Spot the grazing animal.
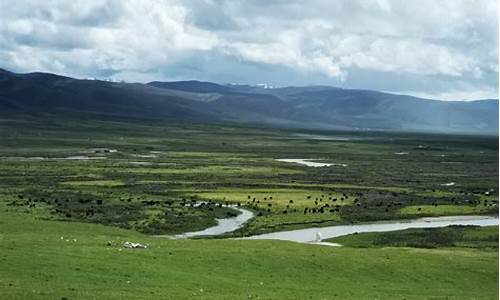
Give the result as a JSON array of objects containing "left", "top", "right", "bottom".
[{"left": 315, "top": 231, "right": 323, "bottom": 242}]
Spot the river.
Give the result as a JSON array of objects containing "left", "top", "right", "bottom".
[
  {"left": 174, "top": 207, "right": 254, "bottom": 238},
  {"left": 244, "top": 215, "right": 498, "bottom": 243}
]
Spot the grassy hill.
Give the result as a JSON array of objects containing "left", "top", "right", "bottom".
[{"left": 0, "top": 202, "right": 498, "bottom": 299}]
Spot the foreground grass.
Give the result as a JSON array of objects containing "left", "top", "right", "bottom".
[{"left": 0, "top": 208, "right": 498, "bottom": 299}]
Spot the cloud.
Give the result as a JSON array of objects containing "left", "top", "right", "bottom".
[
  {"left": 0, "top": 0, "right": 497, "bottom": 100},
  {"left": 396, "top": 87, "right": 499, "bottom": 101},
  {"left": 0, "top": 0, "right": 218, "bottom": 76}
]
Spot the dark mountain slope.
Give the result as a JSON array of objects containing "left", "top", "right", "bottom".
[
  {"left": 280, "top": 88, "right": 498, "bottom": 132},
  {"left": 1, "top": 68, "right": 497, "bottom": 134},
  {"left": 0, "top": 69, "right": 218, "bottom": 121},
  {"left": 150, "top": 80, "right": 498, "bottom": 134},
  {"left": 148, "top": 80, "right": 233, "bottom": 93}
]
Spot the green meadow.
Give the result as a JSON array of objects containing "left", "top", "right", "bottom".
[
  {"left": 0, "top": 118, "right": 498, "bottom": 299},
  {"left": 1, "top": 203, "right": 498, "bottom": 300}
]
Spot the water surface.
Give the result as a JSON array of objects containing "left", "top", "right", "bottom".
[
  {"left": 245, "top": 215, "right": 498, "bottom": 243},
  {"left": 174, "top": 207, "right": 254, "bottom": 238},
  {"left": 276, "top": 158, "right": 347, "bottom": 167}
]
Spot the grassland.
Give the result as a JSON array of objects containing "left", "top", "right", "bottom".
[
  {"left": 0, "top": 118, "right": 498, "bottom": 298},
  {"left": 326, "top": 225, "right": 499, "bottom": 250},
  {"left": 0, "top": 118, "right": 497, "bottom": 235},
  {"left": 0, "top": 203, "right": 498, "bottom": 299},
  {"left": 399, "top": 204, "right": 495, "bottom": 217}
]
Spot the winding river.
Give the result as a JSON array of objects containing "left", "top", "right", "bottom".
[
  {"left": 169, "top": 211, "right": 498, "bottom": 244},
  {"left": 244, "top": 215, "right": 499, "bottom": 243},
  {"left": 174, "top": 207, "right": 254, "bottom": 238}
]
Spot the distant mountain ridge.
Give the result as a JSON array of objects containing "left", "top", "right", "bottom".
[
  {"left": 0, "top": 68, "right": 497, "bottom": 135},
  {"left": 148, "top": 80, "right": 234, "bottom": 94}
]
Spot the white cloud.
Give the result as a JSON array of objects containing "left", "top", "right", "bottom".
[
  {"left": 392, "top": 88, "right": 499, "bottom": 101},
  {"left": 0, "top": 0, "right": 218, "bottom": 76},
  {"left": 0, "top": 0, "right": 497, "bottom": 99}
]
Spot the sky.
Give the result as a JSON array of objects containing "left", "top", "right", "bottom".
[{"left": 0, "top": 0, "right": 498, "bottom": 100}]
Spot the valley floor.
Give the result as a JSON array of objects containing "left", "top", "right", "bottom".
[{"left": 0, "top": 118, "right": 498, "bottom": 299}]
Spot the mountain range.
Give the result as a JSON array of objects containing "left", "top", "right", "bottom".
[{"left": 0, "top": 68, "right": 497, "bottom": 135}]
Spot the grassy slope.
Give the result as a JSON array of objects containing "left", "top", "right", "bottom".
[{"left": 0, "top": 208, "right": 498, "bottom": 300}]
